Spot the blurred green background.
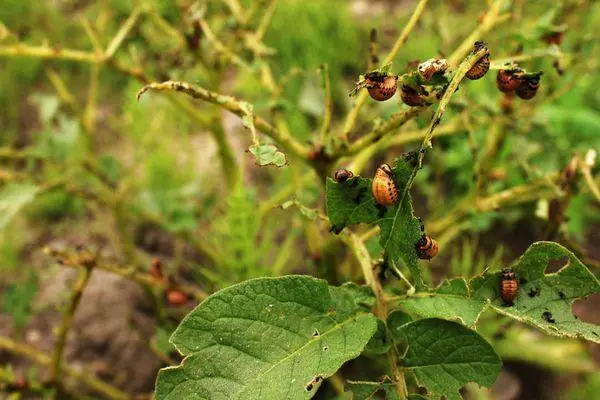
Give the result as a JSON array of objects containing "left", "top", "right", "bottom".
[{"left": 0, "top": 0, "right": 599, "bottom": 399}]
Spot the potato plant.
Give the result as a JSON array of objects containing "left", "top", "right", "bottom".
[{"left": 1, "top": 0, "right": 599, "bottom": 399}]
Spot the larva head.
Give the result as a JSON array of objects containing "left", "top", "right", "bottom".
[{"left": 334, "top": 168, "right": 354, "bottom": 183}]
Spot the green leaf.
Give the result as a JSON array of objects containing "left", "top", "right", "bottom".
[
  {"left": 387, "top": 310, "right": 413, "bottom": 341},
  {"left": 155, "top": 275, "right": 378, "bottom": 400},
  {"left": 325, "top": 153, "right": 426, "bottom": 290},
  {"left": 471, "top": 241, "right": 600, "bottom": 343},
  {"left": 398, "top": 278, "right": 488, "bottom": 328},
  {"left": 364, "top": 319, "right": 391, "bottom": 356},
  {"left": 248, "top": 143, "right": 288, "bottom": 167},
  {"left": 396, "top": 319, "right": 501, "bottom": 400},
  {"left": 345, "top": 377, "right": 399, "bottom": 400},
  {"left": 0, "top": 183, "right": 40, "bottom": 229}
]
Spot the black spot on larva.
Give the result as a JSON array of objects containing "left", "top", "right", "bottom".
[
  {"left": 528, "top": 287, "right": 540, "bottom": 297},
  {"left": 558, "top": 291, "right": 566, "bottom": 299},
  {"left": 492, "top": 331, "right": 506, "bottom": 341},
  {"left": 376, "top": 204, "right": 387, "bottom": 218},
  {"left": 542, "top": 311, "right": 555, "bottom": 323},
  {"left": 519, "top": 277, "right": 528, "bottom": 285},
  {"left": 305, "top": 383, "right": 314, "bottom": 391},
  {"left": 593, "top": 332, "right": 599, "bottom": 337}
]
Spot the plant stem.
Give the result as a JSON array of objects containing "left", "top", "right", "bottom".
[
  {"left": 340, "top": 106, "right": 424, "bottom": 157},
  {"left": 136, "top": 80, "right": 312, "bottom": 159},
  {"left": 447, "top": 0, "right": 510, "bottom": 67},
  {"left": 49, "top": 262, "right": 94, "bottom": 384},
  {"left": 340, "top": 0, "right": 429, "bottom": 141},
  {"left": 344, "top": 232, "right": 408, "bottom": 399},
  {"left": 44, "top": 247, "right": 208, "bottom": 301},
  {"left": 0, "top": 336, "right": 130, "bottom": 400},
  {"left": 318, "top": 63, "right": 333, "bottom": 146}
]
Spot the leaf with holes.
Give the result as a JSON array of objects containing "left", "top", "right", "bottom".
[
  {"left": 155, "top": 275, "right": 378, "bottom": 400},
  {"left": 471, "top": 241, "right": 600, "bottom": 343},
  {"left": 325, "top": 153, "right": 426, "bottom": 290},
  {"left": 248, "top": 143, "right": 288, "bottom": 167},
  {"left": 397, "top": 278, "right": 488, "bottom": 328},
  {"left": 395, "top": 318, "right": 501, "bottom": 400}
]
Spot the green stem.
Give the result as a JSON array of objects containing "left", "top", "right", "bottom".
[
  {"left": 0, "top": 336, "right": 130, "bottom": 400},
  {"left": 340, "top": 0, "right": 430, "bottom": 141},
  {"left": 49, "top": 256, "right": 95, "bottom": 384}
]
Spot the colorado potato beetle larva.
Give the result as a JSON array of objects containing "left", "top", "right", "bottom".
[
  {"left": 515, "top": 72, "right": 543, "bottom": 100},
  {"left": 417, "top": 58, "right": 449, "bottom": 82},
  {"left": 365, "top": 72, "right": 398, "bottom": 101},
  {"left": 334, "top": 168, "right": 354, "bottom": 183},
  {"left": 400, "top": 84, "right": 425, "bottom": 107},
  {"left": 499, "top": 268, "right": 519, "bottom": 306},
  {"left": 415, "top": 218, "right": 438, "bottom": 260},
  {"left": 496, "top": 68, "right": 525, "bottom": 93},
  {"left": 372, "top": 164, "right": 398, "bottom": 206},
  {"left": 466, "top": 41, "right": 490, "bottom": 80}
]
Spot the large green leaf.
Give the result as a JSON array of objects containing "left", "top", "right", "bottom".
[
  {"left": 471, "top": 241, "right": 600, "bottom": 343},
  {"left": 155, "top": 275, "right": 378, "bottom": 400},
  {"left": 398, "top": 278, "right": 488, "bottom": 328},
  {"left": 0, "top": 183, "right": 40, "bottom": 229},
  {"left": 326, "top": 153, "right": 425, "bottom": 290},
  {"left": 396, "top": 319, "right": 501, "bottom": 400}
]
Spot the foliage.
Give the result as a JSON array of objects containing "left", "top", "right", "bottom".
[{"left": 0, "top": 0, "right": 599, "bottom": 399}]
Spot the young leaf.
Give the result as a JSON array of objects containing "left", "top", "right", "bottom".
[
  {"left": 398, "top": 278, "right": 488, "bottom": 327},
  {"left": 155, "top": 275, "right": 378, "bottom": 400},
  {"left": 471, "top": 241, "right": 600, "bottom": 343},
  {"left": 248, "top": 143, "right": 288, "bottom": 167},
  {"left": 395, "top": 319, "right": 501, "bottom": 400},
  {"left": 325, "top": 153, "right": 426, "bottom": 290},
  {"left": 0, "top": 183, "right": 40, "bottom": 229}
]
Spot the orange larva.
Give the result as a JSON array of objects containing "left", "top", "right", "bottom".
[
  {"left": 400, "top": 85, "right": 425, "bottom": 107},
  {"left": 372, "top": 164, "right": 398, "bottom": 206},
  {"left": 515, "top": 73, "right": 542, "bottom": 100},
  {"left": 466, "top": 41, "right": 490, "bottom": 80},
  {"left": 167, "top": 289, "right": 188, "bottom": 306},
  {"left": 334, "top": 168, "right": 354, "bottom": 183},
  {"left": 496, "top": 69, "right": 524, "bottom": 93},
  {"left": 416, "top": 235, "right": 439, "bottom": 260},
  {"left": 499, "top": 268, "right": 519, "bottom": 306},
  {"left": 365, "top": 73, "right": 398, "bottom": 101}
]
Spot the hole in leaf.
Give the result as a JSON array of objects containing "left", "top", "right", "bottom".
[
  {"left": 313, "top": 329, "right": 320, "bottom": 337},
  {"left": 322, "top": 346, "right": 329, "bottom": 351},
  {"left": 544, "top": 256, "right": 569, "bottom": 274},
  {"left": 305, "top": 376, "right": 323, "bottom": 392},
  {"left": 572, "top": 294, "right": 600, "bottom": 324},
  {"left": 558, "top": 291, "right": 566, "bottom": 299},
  {"left": 527, "top": 287, "right": 540, "bottom": 298},
  {"left": 542, "top": 311, "right": 556, "bottom": 323},
  {"left": 519, "top": 277, "right": 528, "bottom": 285}
]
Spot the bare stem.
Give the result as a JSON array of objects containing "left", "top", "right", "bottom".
[
  {"left": 49, "top": 257, "right": 95, "bottom": 384},
  {"left": 105, "top": 6, "right": 142, "bottom": 58},
  {"left": 136, "top": 80, "right": 311, "bottom": 159},
  {"left": 0, "top": 337, "right": 130, "bottom": 400},
  {"left": 318, "top": 64, "right": 333, "bottom": 146},
  {"left": 340, "top": 0, "right": 429, "bottom": 140},
  {"left": 343, "top": 232, "right": 408, "bottom": 399},
  {"left": 447, "top": 0, "right": 510, "bottom": 67}
]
